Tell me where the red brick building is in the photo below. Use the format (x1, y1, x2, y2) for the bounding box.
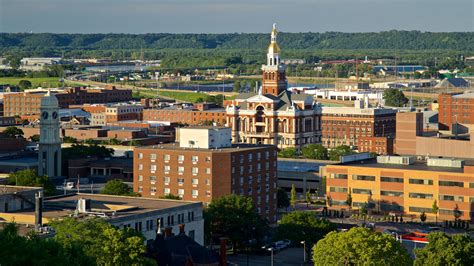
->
(133, 127, 278, 222)
(3, 86, 132, 117)
(357, 136, 394, 155)
(142, 108, 227, 126)
(438, 92, 474, 130)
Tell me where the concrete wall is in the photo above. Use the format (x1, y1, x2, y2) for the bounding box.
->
(416, 136, 474, 158)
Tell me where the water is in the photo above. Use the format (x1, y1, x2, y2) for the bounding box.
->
(85, 64, 143, 72)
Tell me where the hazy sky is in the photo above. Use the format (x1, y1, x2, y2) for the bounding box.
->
(1, 0, 473, 33)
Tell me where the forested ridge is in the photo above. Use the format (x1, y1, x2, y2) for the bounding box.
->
(1, 31, 473, 51)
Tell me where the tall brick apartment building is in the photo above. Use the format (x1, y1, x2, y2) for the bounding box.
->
(321, 102, 396, 152)
(142, 103, 226, 126)
(3, 86, 132, 117)
(438, 92, 474, 130)
(133, 127, 278, 222)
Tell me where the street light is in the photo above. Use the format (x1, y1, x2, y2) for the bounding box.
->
(301, 240, 306, 262)
(268, 247, 274, 266)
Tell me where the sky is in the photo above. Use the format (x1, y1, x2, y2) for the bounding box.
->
(1, 0, 473, 33)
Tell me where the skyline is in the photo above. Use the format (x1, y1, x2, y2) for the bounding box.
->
(1, 0, 473, 34)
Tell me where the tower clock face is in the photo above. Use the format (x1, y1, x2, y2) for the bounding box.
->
(52, 111, 58, 119)
(42, 111, 49, 120)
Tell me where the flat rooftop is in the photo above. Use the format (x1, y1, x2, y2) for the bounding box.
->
(138, 143, 273, 153)
(0, 185, 42, 194)
(14, 193, 201, 220)
(337, 158, 474, 173)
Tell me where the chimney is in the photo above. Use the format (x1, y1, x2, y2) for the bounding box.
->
(35, 191, 43, 229)
(178, 224, 185, 235)
(164, 227, 173, 238)
(219, 237, 228, 266)
(76, 198, 91, 213)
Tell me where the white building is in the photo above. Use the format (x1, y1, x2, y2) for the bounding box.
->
(176, 126, 232, 149)
(313, 89, 385, 105)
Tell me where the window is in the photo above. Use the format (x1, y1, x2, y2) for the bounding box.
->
(329, 173, 348, 179)
(206, 168, 211, 174)
(192, 167, 198, 174)
(409, 193, 433, 199)
(352, 175, 375, 181)
(439, 195, 464, 202)
(150, 154, 157, 160)
(409, 179, 433, 185)
(329, 187, 347, 193)
(381, 190, 403, 197)
(150, 187, 157, 195)
(164, 188, 170, 194)
(192, 179, 199, 185)
(352, 188, 372, 195)
(178, 178, 184, 185)
(138, 153, 143, 159)
(138, 186, 143, 192)
(409, 206, 432, 213)
(248, 154, 253, 161)
(138, 175, 143, 181)
(192, 156, 198, 162)
(188, 230, 195, 240)
(178, 166, 184, 173)
(164, 154, 170, 161)
(192, 190, 198, 197)
(150, 165, 157, 172)
(439, 181, 464, 187)
(206, 156, 211, 162)
(150, 176, 156, 183)
(178, 155, 184, 162)
(164, 165, 170, 173)
(164, 177, 170, 184)
(205, 179, 210, 185)
(381, 176, 403, 183)
(138, 164, 143, 171)
(470, 183, 474, 188)
(178, 189, 184, 196)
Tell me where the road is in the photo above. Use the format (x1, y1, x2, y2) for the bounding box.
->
(228, 248, 311, 266)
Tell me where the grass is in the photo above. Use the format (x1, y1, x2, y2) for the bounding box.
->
(0, 77, 81, 89)
(136, 89, 234, 103)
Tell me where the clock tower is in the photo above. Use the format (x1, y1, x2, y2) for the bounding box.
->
(38, 90, 62, 178)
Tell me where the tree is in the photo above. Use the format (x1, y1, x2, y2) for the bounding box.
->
(8, 169, 56, 195)
(2, 126, 24, 138)
(290, 184, 297, 209)
(453, 204, 462, 220)
(160, 193, 181, 200)
(346, 189, 352, 210)
(414, 232, 474, 266)
(305, 190, 312, 207)
(278, 147, 297, 158)
(50, 218, 154, 265)
(276, 188, 290, 211)
(29, 134, 40, 142)
(420, 212, 427, 223)
(0, 223, 91, 265)
(432, 200, 439, 224)
(313, 227, 412, 266)
(18, 80, 32, 90)
(277, 211, 335, 255)
(204, 195, 268, 250)
(383, 89, 409, 107)
(359, 202, 368, 223)
(62, 136, 77, 143)
(301, 144, 328, 160)
(328, 145, 355, 161)
(101, 179, 137, 196)
(233, 80, 241, 92)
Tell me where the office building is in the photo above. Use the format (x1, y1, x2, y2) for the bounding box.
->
(133, 126, 278, 222)
(438, 92, 474, 131)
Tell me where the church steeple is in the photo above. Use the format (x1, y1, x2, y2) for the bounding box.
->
(261, 23, 287, 96)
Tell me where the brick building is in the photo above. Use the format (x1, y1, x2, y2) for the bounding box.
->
(321, 103, 396, 150)
(322, 155, 474, 222)
(225, 24, 322, 149)
(438, 92, 474, 131)
(3, 86, 132, 117)
(133, 127, 278, 222)
(142, 108, 227, 126)
(358, 136, 394, 155)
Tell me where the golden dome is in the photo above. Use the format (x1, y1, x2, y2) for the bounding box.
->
(268, 42, 280, 54)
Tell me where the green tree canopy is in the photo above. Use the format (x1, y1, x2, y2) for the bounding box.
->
(278, 147, 298, 158)
(383, 89, 409, 107)
(18, 80, 32, 90)
(276, 211, 335, 254)
(160, 193, 181, 200)
(62, 136, 78, 143)
(414, 232, 474, 266)
(204, 195, 268, 250)
(313, 227, 412, 266)
(328, 145, 355, 161)
(2, 126, 24, 139)
(101, 179, 137, 196)
(29, 134, 40, 142)
(301, 144, 328, 160)
(50, 218, 154, 265)
(276, 188, 290, 210)
(290, 184, 297, 208)
(8, 169, 55, 195)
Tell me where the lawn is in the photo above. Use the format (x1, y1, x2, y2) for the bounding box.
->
(0, 77, 81, 89)
(136, 89, 227, 103)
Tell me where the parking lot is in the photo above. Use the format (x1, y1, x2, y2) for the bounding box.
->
(228, 247, 312, 266)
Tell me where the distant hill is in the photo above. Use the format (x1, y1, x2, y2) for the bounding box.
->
(1, 31, 473, 51)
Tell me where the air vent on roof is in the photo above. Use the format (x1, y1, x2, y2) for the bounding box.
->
(427, 158, 464, 168)
(377, 156, 415, 165)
